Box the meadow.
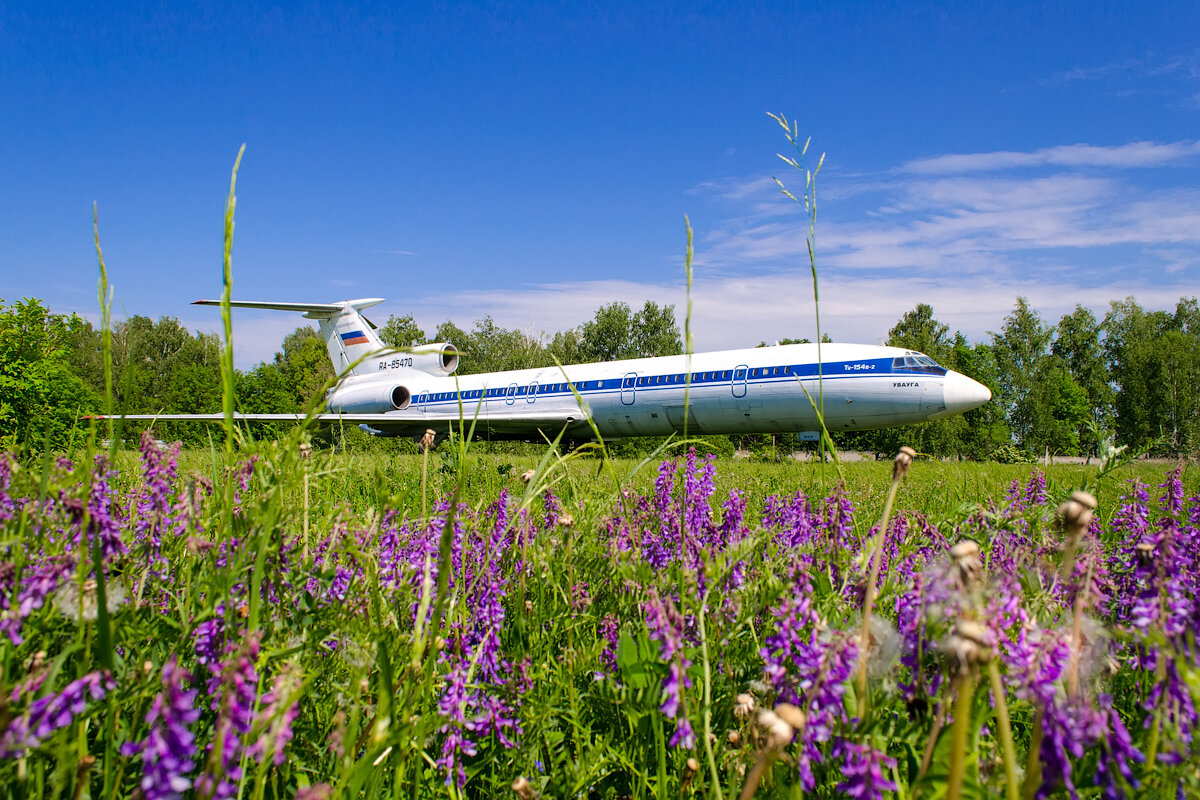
[1,429,1197,799]
[6,129,1197,800]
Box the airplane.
[112,297,992,448]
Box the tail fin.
[193,298,390,377]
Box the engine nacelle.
[409,342,459,375]
[327,381,411,414]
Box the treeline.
[2,294,1197,460]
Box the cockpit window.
[892,353,948,376]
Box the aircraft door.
[505,383,518,405]
[527,381,538,403]
[621,372,637,406]
[732,365,748,398]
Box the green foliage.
[67,314,225,444]
[0,298,95,448]
[756,335,828,346]
[378,313,427,349]
[887,302,952,362]
[992,297,1054,449]
[1052,305,1112,454]
[578,300,682,362]
[1103,297,1200,455]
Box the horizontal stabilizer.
[87,405,592,438]
[193,299,385,319]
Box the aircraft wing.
[91,407,592,438]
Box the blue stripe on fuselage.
[416,358,930,406]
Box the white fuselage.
[329,342,990,439]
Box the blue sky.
[3,1,1198,368]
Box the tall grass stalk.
[768,113,837,474]
[92,204,114,447]
[220,144,246,454]
[682,214,694,443]
[987,660,1020,800]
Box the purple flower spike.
[833,738,898,800]
[196,635,261,799]
[644,590,694,749]
[0,670,114,756]
[247,665,301,767]
[123,658,201,800]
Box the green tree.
[378,313,427,349]
[546,328,583,366]
[278,327,334,404]
[1024,357,1090,455]
[950,335,1010,459]
[991,297,1053,450]
[1051,305,1112,455]
[578,301,681,362]
[863,305,967,458]
[886,303,953,363]
[1103,298,1171,452]
[0,299,95,447]
[756,335,829,346]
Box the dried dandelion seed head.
[893,446,917,481]
[948,539,983,586]
[520,469,536,483]
[511,776,536,800]
[727,729,741,745]
[943,619,994,673]
[1058,490,1097,540]
[774,703,807,732]
[54,579,125,621]
[757,709,795,749]
[1074,616,1112,685]
[559,513,574,527]
[734,692,757,721]
[864,615,902,680]
[419,429,436,452]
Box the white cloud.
[902,141,1200,174]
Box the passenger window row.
[420,364,821,401]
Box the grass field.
[2,429,1198,799]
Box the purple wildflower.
[833,738,898,800]
[196,635,260,799]
[1,556,73,645]
[247,665,301,767]
[1094,696,1144,799]
[598,613,620,677]
[759,573,859,789]
[132,431,181,577]
[122,658,201,800]
[644,589,694,749]
[436,655,477,787]
[0,670,114,755]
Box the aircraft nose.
[943,371,991,414]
